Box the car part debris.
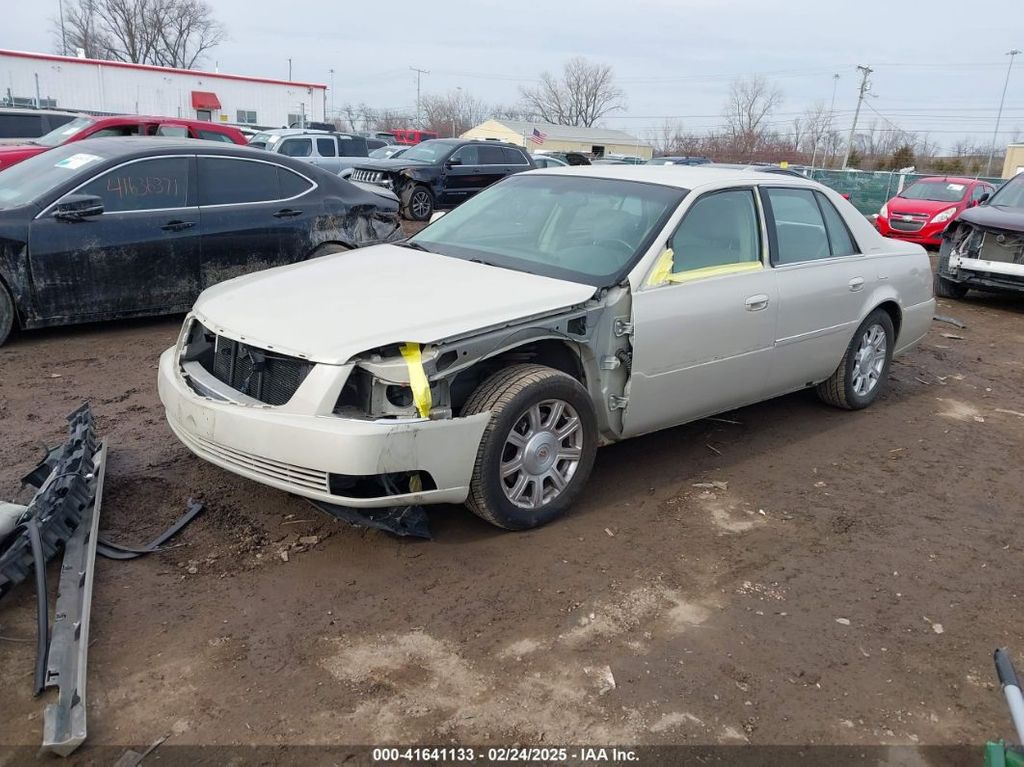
[41,440,106,756]
[0,404,104,757]
[308,499,431,539]
[933,314,967,329]
[96,499,204,560]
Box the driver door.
[624,188,778,437]
[440,145,487,205]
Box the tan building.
[1004,143,1024,178]
[462,119,653,160]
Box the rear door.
[196,155,318,288]
[314,137,340,172]
[760,186,868,396]
[27,155,200,319]
[625,187,778,436]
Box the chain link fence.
[805,169,1005,217]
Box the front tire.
[401,185,434,221]
[934,240,968,299]
[0,283,14,347]
[462,364,598,530]
[816,309,895,410]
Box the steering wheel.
[593,239,634,256]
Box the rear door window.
[198,157,282,205]
[316,138,337,157]
[479,145,506,165]
[337,136,368,156]
[279,167,314,198]
[75,157,191,213]
[763,188,831,264]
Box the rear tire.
[401,185,434,221]
[934,239,968,299]
[462,364,598,531]
[816,309,895,411]
[0,283,14,347]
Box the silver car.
[249,128,371,175]
[158,166,934,530]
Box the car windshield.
[410,174,686,287]
[0,143,110,209]
[988,174,1024,208]
[899,180,968,203]
[396,140,453,163]
[33,116,94,148]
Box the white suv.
[249,129,375,175]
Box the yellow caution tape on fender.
[399,342,432,418]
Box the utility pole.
[58,0,67,56]
[329,68,335,119]
[410,66,429,126]
[842,64,873,170]
[288,58,293,81]
[985,49,1021,177]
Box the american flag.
[529,127,547,145]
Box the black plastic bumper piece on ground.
[0,404,100,598]
[308,500,432,539]
[96,499,204,560]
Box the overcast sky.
[3,0,1023,149]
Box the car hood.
[956,203,1024,232]
[886,196,963,215]
[192,243,596,364]
[351,157,430,172]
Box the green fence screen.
[806,170,1005,217]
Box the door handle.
[273,208,303,218]
[848,276,865,292]
[161,220,195,232]
[744,294,769,311]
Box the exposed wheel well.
[451,340,585,414]
[875,300,902,342]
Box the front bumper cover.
[158,348,490,507]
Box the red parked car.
[0,115,246,172]
[875,176,996,247]
[390,129,439,146]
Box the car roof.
[255,127,333,136]
[0,107,80,117]
[528,164,821,190]
[911,176,984,185]
[57,135,291,160]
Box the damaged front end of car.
[939,219,1024,295]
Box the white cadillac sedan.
[158,166,935,530]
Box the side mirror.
[54,194,104,221]
[428,211,447,223]
[977,192,990,206]
[445,157,462,167]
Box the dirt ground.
[1,259,1023,757]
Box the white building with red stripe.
[0,49,326,129]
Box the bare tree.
[55,0,224,68]
[519,57,625,127]
[151,0,226,68]
[722,75,783,156]
[421,90,490,137]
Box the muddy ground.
[1,261,1023,757]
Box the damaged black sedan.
[0,137,402,345]
[936,172,1024,299]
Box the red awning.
[190,90,221,110]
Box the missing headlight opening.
[334,364,451,419]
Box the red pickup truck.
[0,115,246,171]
